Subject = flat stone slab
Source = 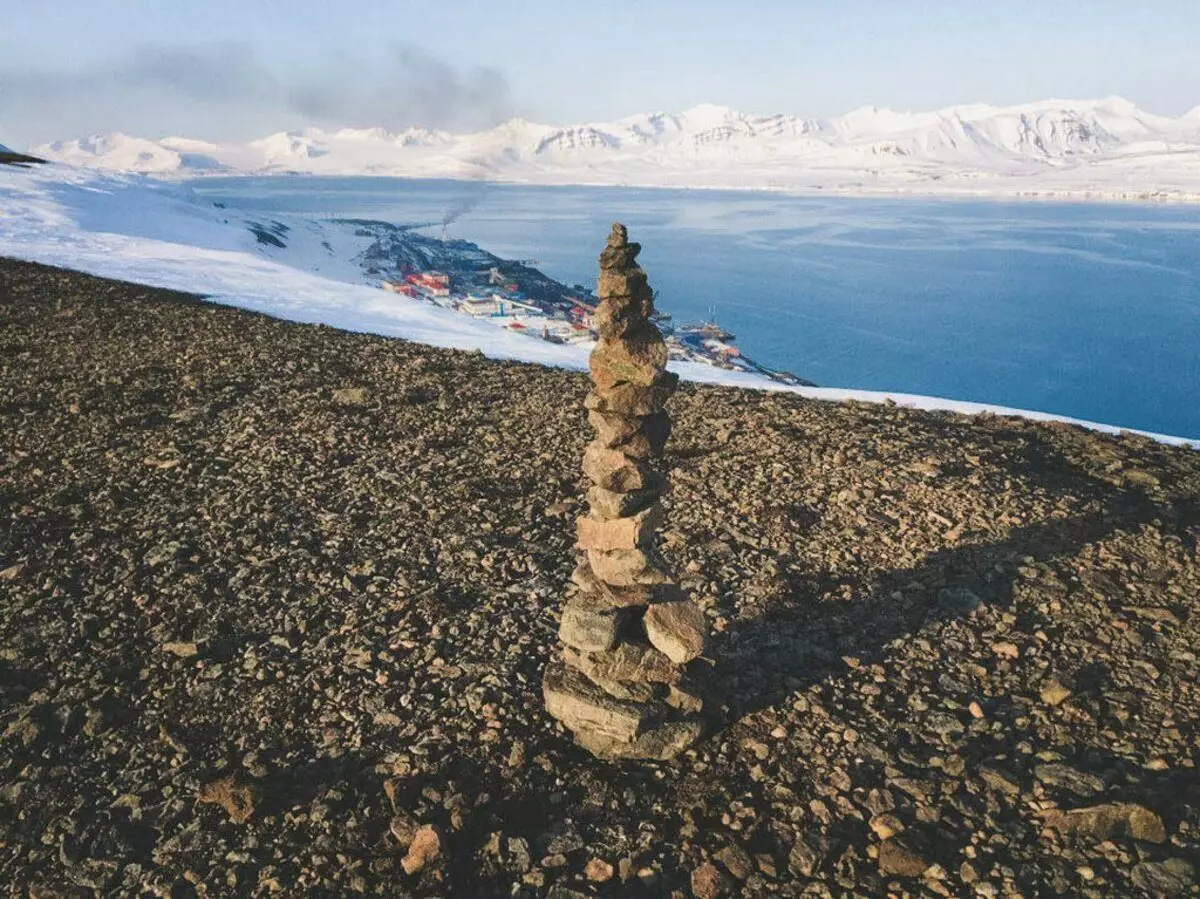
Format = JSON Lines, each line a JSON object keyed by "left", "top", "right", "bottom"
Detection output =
{"left": 588, "top": 410, "right": 670, "bottom": 456}
{"left": 565, "top": 642, "right": 680, "bottom": 686}
{"left": 576, "top": 503, "right": 662, "bottom": 551}
{"left": 575, "top": 716, "right": 704, "bottom": 761}
{"left": 587, "top": 548, "right": 674, "bottom": 587}
{"left": 569, "top": 564, "right": 688, "bottom": 611}
{"left": 585, "top": 379, "right": 677, "bottom": 417}
{"left": 586, "top": 484, "right": 663, "bottom": 520}
{"left": 543, "top": 662, "right": 654, "bottom": 742}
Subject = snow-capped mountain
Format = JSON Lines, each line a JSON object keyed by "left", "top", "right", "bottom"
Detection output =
{"left": 25, "top": 97, "right": 1200, "bottom": 200}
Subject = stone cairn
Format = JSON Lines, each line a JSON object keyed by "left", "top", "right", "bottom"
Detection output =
{"left": 543, "top": 223, "right": 708, "bottom": 760}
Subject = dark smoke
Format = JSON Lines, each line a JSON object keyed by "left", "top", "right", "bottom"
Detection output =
{"left": 0, "top": 41, "right": 516, "bottom": 147}
{"left": 441, "top": 184, "right": 491, "bottom": 228}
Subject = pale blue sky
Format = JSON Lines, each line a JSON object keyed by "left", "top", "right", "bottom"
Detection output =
{"left": 2, "top": 0, "right": 1198, "bottom": 147}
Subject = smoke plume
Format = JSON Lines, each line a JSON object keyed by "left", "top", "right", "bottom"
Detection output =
{"left": 0, "top": 41, "right": 516, "bottom": 147}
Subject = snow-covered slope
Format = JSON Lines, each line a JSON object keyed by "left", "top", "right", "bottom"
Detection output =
{"left": 0, "top": 161, "right": 1196, "bottom": 445}
{"left": 29, "top": 97, "right": 1200, "bottom": 200}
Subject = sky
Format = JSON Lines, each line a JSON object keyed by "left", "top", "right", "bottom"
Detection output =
{"left": 2, "top": 0, "right": 1199, "bottom": 148}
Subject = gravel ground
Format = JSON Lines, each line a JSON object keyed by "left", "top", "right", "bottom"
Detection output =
{"left": 1, "top": 257, "right": 1198, "bottom": 898}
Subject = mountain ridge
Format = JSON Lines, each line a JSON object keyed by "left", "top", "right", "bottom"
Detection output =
{"left": 23, "top": 97, "right": 1200, "bottom": 199}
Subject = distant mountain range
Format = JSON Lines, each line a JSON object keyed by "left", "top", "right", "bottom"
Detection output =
{"left": 24, "top": 98, "right": 1200, "bottom": 200}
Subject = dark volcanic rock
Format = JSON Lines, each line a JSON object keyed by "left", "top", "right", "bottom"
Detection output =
{"left": 1, "top": 257, "right": 1198, "bottom": 897}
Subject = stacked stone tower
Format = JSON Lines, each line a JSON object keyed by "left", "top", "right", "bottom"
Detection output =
{"left": 543, "top": 223, "right": 708, "bottom": 760}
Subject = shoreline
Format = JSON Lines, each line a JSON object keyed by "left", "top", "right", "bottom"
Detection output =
{"left": 178, "top": 168, "right": 1200, "bottom": 207}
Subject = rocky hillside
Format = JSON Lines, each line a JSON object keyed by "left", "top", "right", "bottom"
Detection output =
{"left": 0, "top": 148, "right": 46, "bottom": 167}
{"left": 1, "top": 257, "right": 1198, "bottom": 897}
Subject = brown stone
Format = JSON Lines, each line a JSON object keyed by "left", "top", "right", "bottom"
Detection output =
{"left": 1043, "top": 803, "right": 1166, "bottom": 843}
{"left": 570, "top": 563, "right": 687, "bottom": 609}
{"left": 586, "top": 484, "right": 662, "bottom": 519}
{"left": 644, "top": 600, "right": 708, "bottom": 664}
{"left": 569, "top": 559, "right": 602, "bottom": 592}
{"left": 877, "top": 838, "right": 932, "bottom": 877}
{"left": 390, "top": 813, "right": 419, "bottom": 847}
{"left": 576, "top": 503, "right": 662, "bottom": 551}
{"left": 627, "top": 415, "right": 670, "bottom": 458}
{"left": 197, "top": 776, "right": 256, "bottom": 824}
{"left": 714, "top": 844, "right": 754, "bottom": 881}
{"left": 585, "top": 375, "right": 678, "bottom": 416}
{"left": 575, "top": 667, "right": 663, "bottom": 703}
{"left": 587, "top": 548, "right": 674, "bottom": 587}
{"left": 588, "top": 408, "right": 643, "bottom": 445}
{"left": 161, "top": 641, "right": 199, "bottom": 658}
{"left": 582, "top": 443, "right": 657, "bottom": 493}
{"left": 588, "top": 409, "right": 671, "bottom": 457}
{"left": 594, "top": 298, "right": 656, "bottom": 340}
{"left": 667, "top": 681, "right": 704, "bottom": 714}
{"left": 606, "top": 582, "right": 688, "bottom": 608}
{"left": 585, "top": 858, "right": 615, "bottom": 883}
{"left": 691, "top": 862, "right": 732, "bottom": 899}
{"left": 543, "top": 662, "right": 654, "bottom": 741}
{"left": 575, "top": 716, "right": 703, "bottom": 761}
{"left": 599, "top": 244, "right": 642, "bottom": 270}
{"left": 559, "top": 599, "right": 626, "bottom": 653}
{"left": 401, "top": 825, "right": 442, "bottom": 875}
{"left": 1040, "top": 676, "right": 1073, "bottom": 706}
{"left": 566, "top": 642, "right": 680, "bottom": 685}
{"left": 599, "top": 226, "right": 641, "bottom": 270}
{"left": 597, "top": 268, "right": 651, "bottom": 299}
{"left": 589, "top": 333, "right": 668, "bottom": 390}
{"left": 331, "top": 386, "right": 370, "bottom": 406}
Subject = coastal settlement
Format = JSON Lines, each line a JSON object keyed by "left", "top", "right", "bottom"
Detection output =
{"left": 348, "top": 219, "right": 811, "bottom": 386}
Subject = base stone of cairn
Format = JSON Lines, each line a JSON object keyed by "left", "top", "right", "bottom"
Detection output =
{"left": 543, "top": 223, "right": 708, "bottom": 761}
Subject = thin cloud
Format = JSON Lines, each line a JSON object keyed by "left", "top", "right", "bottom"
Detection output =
{"left": 0, "top": 42, "right": 516, "bottom": 146}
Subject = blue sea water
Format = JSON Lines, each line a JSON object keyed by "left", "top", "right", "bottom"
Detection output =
{"left": 190, "top": 177, "right": 1200, "bottom": 439}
